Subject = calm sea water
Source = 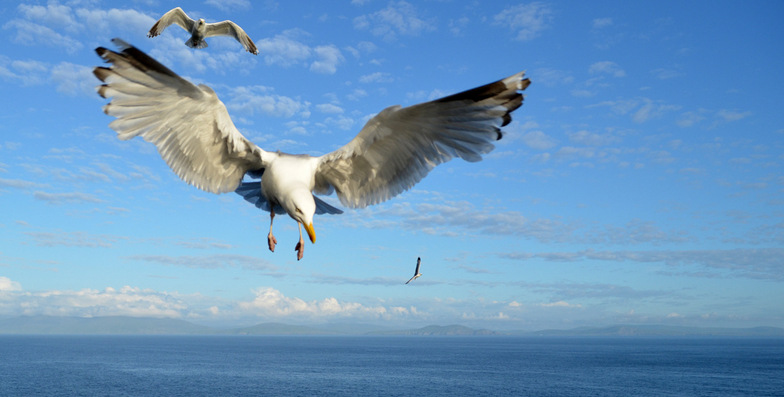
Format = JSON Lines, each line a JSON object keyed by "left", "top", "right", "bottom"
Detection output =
{"left": 1, "top": 336, "right": 782, "bottom": 396}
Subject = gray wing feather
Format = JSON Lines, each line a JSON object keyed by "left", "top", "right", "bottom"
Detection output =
{"left": 94, "top": 39, "right": 266, "bottom": 194}
{"left": 314, "top": 72, "right": 530, "bottom": 209}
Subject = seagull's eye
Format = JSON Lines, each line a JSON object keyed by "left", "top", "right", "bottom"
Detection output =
{"left": 295, "top": 208, "right": 303, "bottom": 214}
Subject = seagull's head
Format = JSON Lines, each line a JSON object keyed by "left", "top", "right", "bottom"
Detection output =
{"left": 197, "top": 18, "right": 206, "bottom": 27}
{"left": 286, "top": 189, "right": 317, "bottom": 244}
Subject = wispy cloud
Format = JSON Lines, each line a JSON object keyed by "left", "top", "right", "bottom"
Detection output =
{"left": 226, "top": 85, "right": 311, "bottom": 118}
{"left": 50, "top": 62, "right": 96, "bottom": 96}
{"left": 310, "top": 45, "right": 345, "bottom": 74}
{"left": 0, "top": 284, "right": 191, "bottom": 318}
{"left": 589, "top": 61, "right": 626, "bottom": 78}
{"left": 24, "top": 230, "right": 124, "bottom": 248}
{"left": 253, "top": 30, "right": 345, "bottom": 74}
{"left": 205, "top": 0, "right": 252, "bottom": 11}
{"left": 0, "top": 177, "right": 48, "bottom": 190}
{"left": 592, "top": 18, "right": 613, "bottom": 29}
{"left": 0, "top": 276, "right": 22, "bottom": 292}
{"left": 532, "top": 67, "right": 575, "bottom": 86}
{"left": 5, "top": 4, "right": 154, "bottom": 54}
{"left": 309, "top": 273, "right": 408, "bottom": 286}
{"left": 237, "top": 287, "right": 407, "bottom": 320}
{"left": 3, "top": 19, "right": 83, "bottom": 53}
{"left": 500, "top": 248, "right": 784, "bottom": 280}
{"left": 128, "top": 254, "right": 278, "bottom": 272}
{"left": 359, "top": 71, "right": 393, "bottom": 84}
{"left": 33, "top": 191, "right": 104, "bottom": 205}
{"left": 521, "top": 130, "right": 558, "bottom": 150}
{"left": 0, "top": 57, "right": 49, "bottom": 85}
{"left": 587, "top": 97, "right": 678, "bottom": 123}
{"left": 494, "top": 2, "right": 552, "bottom": 41}
{"left": 353, "top": 0, "right": 436, "bottom": 41}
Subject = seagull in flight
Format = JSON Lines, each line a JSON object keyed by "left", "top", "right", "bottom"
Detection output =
{"left": 93, "top": 39, "right": 530, "bottom": 260}
{"left": 148, "top": 7, "right": 259, "bottom": 55}
{"left": 406, "top": 257, "right": 423, "bottom": 284}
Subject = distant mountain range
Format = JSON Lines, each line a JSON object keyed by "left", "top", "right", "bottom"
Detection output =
{"left": 0, "top": 316, "right": 783, "bottom": 337}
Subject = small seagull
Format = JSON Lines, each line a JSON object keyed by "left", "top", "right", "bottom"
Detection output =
{"left": 148, "top": 7, "right": 259, "bottom": 55}
{"left": 405, "top": 257, "right": 423, "bottom": 284}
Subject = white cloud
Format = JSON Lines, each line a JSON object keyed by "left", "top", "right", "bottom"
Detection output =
{"left": 32, "top": 191, "right": 104, "bottom": 205}
{"left": 205, "top": 0, "right": 252, "bottom": 11}
{"left": 503, "top": 248, "right": 784, "bottom": 280}
{"left": 324, "top": 115, "right": 355, "bottom": 131}
{"left": 651, "top": 68, "right": 680, "bottom": 80}
{"left": 227, "top": 86, "right": 310, "bottom": 118}
{"left": 347, "top": 88, "right": 368, "bottom": 101}
{"left": 592, "top": 18, "right": 613, "bottom": 29}
{"left": 359, "top": 71, "right": 393, "bottom": 83}
{"left": 632, "top": 99, "right": 656, "bottom": 123}
{"left": 533, "top": 68, "right": 574, "bottom": 86}
{"left": 0, "top": 277, "right": 22, "bottom": 292}
{"left": 538, "top": 301, "right": 583, "bottom": 308}
{"left": 6, "top": 5, "right": 153, "bottom": 55}
{"left": 353, "top": 0, "right": 435, "bottom": 41}
{"left": 0, "top": 284, "right": 432, "bottom": 325}
{"left": 129, "top": 254, "right": 277, "bottom": 272}
{"left": 521, "top": 130, "right": 558, "bottom": 150}
{"left": 589, "top": 61, "right": 626, "bottom": 77}
{"left": 237, "top": 287, "right": 391, "bottom": 319}
{"left": 3, "top": 286, "right": 190, "bottom": 318}
{"left": 24, "top": 230, "right": 123, "bottom": 248}
{"left": 316, "top": 103, "right": 344, "bottom": 114}
{"left": 73, "top": 8, "right": 155, "bottom": 36}
{"left": 357, "top": 199, "right": 580, "bottom": 243}
{"left": 449, "top": 16, "right": 470, "bottom": 36}
{"left": 494, "top": 2, "right": 552, "bottom": 41}
{"left": 17, "top": 2, "right": 79, "bottom": 33}
{"left": 255, "top": 31, "right": 345, "bottom": 74}
{"left": 568, "top": 130, "right": 619, "bottom": 146}
{"left": 3, "top": 19, "right": 83, "bottom": 53}
{"left": 257, "top": 31, "right": 313, "bottom": 67}
{"left": 310, "top": 45, "right": 344, "bottom": 74}
{"left": 50, "top": 62, "right": 95, "bottom": 96}
{"left": 716, "top": 109, "right": 751, "bottom": 122}
{"left": 587, "top": 97, "right": 677, "bottom": 123}
{"left": 0, "top": 177, "right": 47, "bottom": 190}
{"left": 677, "top": 110, "right": 708, "bottom": 127}
{"left": 0, "top": 57, "right": 101, "bottom": 97}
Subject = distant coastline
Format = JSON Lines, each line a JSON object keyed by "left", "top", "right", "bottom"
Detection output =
{"left": 1, "top": 315, "right": 783, "bottom": 337}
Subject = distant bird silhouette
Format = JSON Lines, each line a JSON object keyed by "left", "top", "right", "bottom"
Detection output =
{"left": 405, "top": 257, "right": 422, "bottom": 284}
{"left": 148, "top": 7, "right": 259, "bottom": 54}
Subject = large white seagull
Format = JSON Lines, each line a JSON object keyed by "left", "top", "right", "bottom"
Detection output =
{"left": 94, "top": 39, "right": 530, "bottom": 260}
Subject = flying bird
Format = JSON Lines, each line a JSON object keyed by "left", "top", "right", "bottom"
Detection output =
{"left": 405, "top": 257, "right": 423, "bottom": 284}
{"left": 93, "top": 39, "right": 530, "bottom": 260}
{"left": 148, "top": 7, "right": 259, "bottom": 55}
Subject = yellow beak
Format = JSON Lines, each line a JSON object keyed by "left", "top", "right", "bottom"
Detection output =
{"left": 304, "top": 222, "right": 316, "bottom": 243}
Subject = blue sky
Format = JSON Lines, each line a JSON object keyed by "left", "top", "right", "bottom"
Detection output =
{"left": 0, "top": 0, "right": 782, "bottom": 330}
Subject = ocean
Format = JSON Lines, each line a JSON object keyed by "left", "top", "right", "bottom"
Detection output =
{"left": 1, "top": 336, "right": 782, "bottom": 396}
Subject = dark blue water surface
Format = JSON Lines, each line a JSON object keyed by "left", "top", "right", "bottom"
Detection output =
{"left": 1, "top": 336, "right": 782, "bottom": 396}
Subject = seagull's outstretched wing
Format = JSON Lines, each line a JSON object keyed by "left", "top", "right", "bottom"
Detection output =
{"left": 314, "top": 72, "right": 530, "bottom": 208}
{"left": 204, "top": 20, "right": 259, "bottom": 55}
{"left": 405, "top": 275, "right": 417, "bottom": 284}
{"left": 148, "top": 7, "right": 194, "bottom": 37}
{"left": 94, "top": 39, "right": 267, "bottom": 194}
